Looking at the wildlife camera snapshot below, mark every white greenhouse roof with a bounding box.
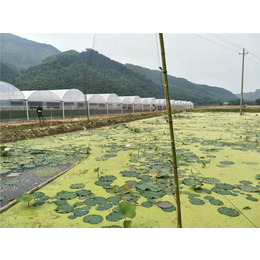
[119,96,141,104]
[0,81,25,101]
[86,94,106,104]
[155,99,165,105]
[99,94,121,103]
[119,96,132,105]
[22,90,61,103]
[140,98,156,105]
[50,89,85,102]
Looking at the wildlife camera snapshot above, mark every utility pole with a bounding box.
[159,33,182,228]
[239,48,249,115]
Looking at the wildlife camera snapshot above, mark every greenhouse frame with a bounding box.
[141,98,156,112]
[99,94,122,114]
[86,94,107,116]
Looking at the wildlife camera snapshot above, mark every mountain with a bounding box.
[0,33,61,74]
[125,64,238,103]
[235,89,260,101]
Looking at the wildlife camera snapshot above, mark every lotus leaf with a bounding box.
[68,215,78,220]
[54,200,68,205]
[211,187,232,195]
[183,178,203,187]
[203,177,220,184]
[220,161,235,165]
[55,204,74,214]
[83,214,103,224]
[209,199,223,206]
[96,203,113,211]
[118,201,136,219]
[156,201,173,209]
[239,180,252,185]
[141,201,153,208]
[32,201,45,207]
[140,190,166,199]
[246,197,258,202]
[237,185,259,193]
[106,212,125,222]
[76,190,93,197]
[74,202,85,207]
[33,192,45,198]
[120,170,139,178]
[99,175,117,183]
[4,179,20,186]
[194,188,212,194]
[136,182,162,192]
[107,197,121,205]
[138,175,151,181]
[215,183,234,190]
[56,191,77,200]
[204,196,215,200]
[70,183,85,189]
[125,180,137,187]
[218,207,239,217]
[255,174,260,180]
[189,198,205,205]
[73,206,91,216]
[161,206,176,212]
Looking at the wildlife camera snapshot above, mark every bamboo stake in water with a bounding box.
[159,33,182,228]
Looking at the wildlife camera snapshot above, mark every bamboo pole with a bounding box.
[159,33,182,228]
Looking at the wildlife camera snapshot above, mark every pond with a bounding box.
[0,112,259,228]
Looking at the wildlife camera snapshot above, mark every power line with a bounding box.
[248,52,260,61]
[245,56,260,66]
[209,33,244,50]
[193,33,239,53]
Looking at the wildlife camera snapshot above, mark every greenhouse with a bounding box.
[0,81,27,122]
[99,94,122,114]
[50,89,87,118]
[155,99,166,111]
[141,98,156,112]
[120,96,142,113]
[119,96,133,114]
[22,90,63,120]
[86,94,107,116]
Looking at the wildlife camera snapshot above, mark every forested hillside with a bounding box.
[126,64,238,103]
[236,89,260,101]
[0,33,60,73]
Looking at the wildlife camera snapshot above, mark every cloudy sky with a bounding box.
[14,33,259,94]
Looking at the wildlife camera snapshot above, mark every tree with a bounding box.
[255,98,260,105]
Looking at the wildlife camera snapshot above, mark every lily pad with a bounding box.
[239,180,252,185]
[237,185,259,193]
[156,201,173,209]
[4,179,21,186]
[204,196,215,200]
[211,187,232,195]
[220,161,235,165]
[218,207,239,217]
[125,180,137,187]
[107,197,121,205]
[189,198,205,205]
[70,183,85,189]
[55,204,74,214]
[106,212,125,222]
[183,178,203,187]
[215,183,234,190]
[161,206,176,212]
[255,174,260,180]
[99,175,117,183]
[246,197,258,202]
[56,191,77,200]
[96,203,113,211]
[118,201,136,219]
[203,177,220,184]
[120,170,139,178]
[73,206,91,216]
[209,199,223,206]
[83,214,103,225]
[76,190,93,197]
[141,201,153,208]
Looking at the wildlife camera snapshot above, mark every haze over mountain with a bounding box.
[1,34,239,105]
[235,89,260,101]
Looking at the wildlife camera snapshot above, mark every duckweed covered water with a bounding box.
[0,112,259,228]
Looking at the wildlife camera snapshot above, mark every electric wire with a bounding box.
[193,33,239,53]
[209,33,244,50]
[187,161,258,228]
[245,56,260,66]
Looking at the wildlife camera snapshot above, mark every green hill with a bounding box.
[125,64,238,103]
[4,43,238,105]
[0,33,60,73]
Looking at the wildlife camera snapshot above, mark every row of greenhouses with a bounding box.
[0,81,194,122]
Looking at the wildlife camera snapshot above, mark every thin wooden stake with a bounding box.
[159,33,182,228]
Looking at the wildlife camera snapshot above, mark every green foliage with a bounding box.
[255,98,260,105]
[0,146,10,157]
[118,201,136,219]
[17,193,36,207]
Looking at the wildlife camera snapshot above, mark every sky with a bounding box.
[14,33,260,94]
